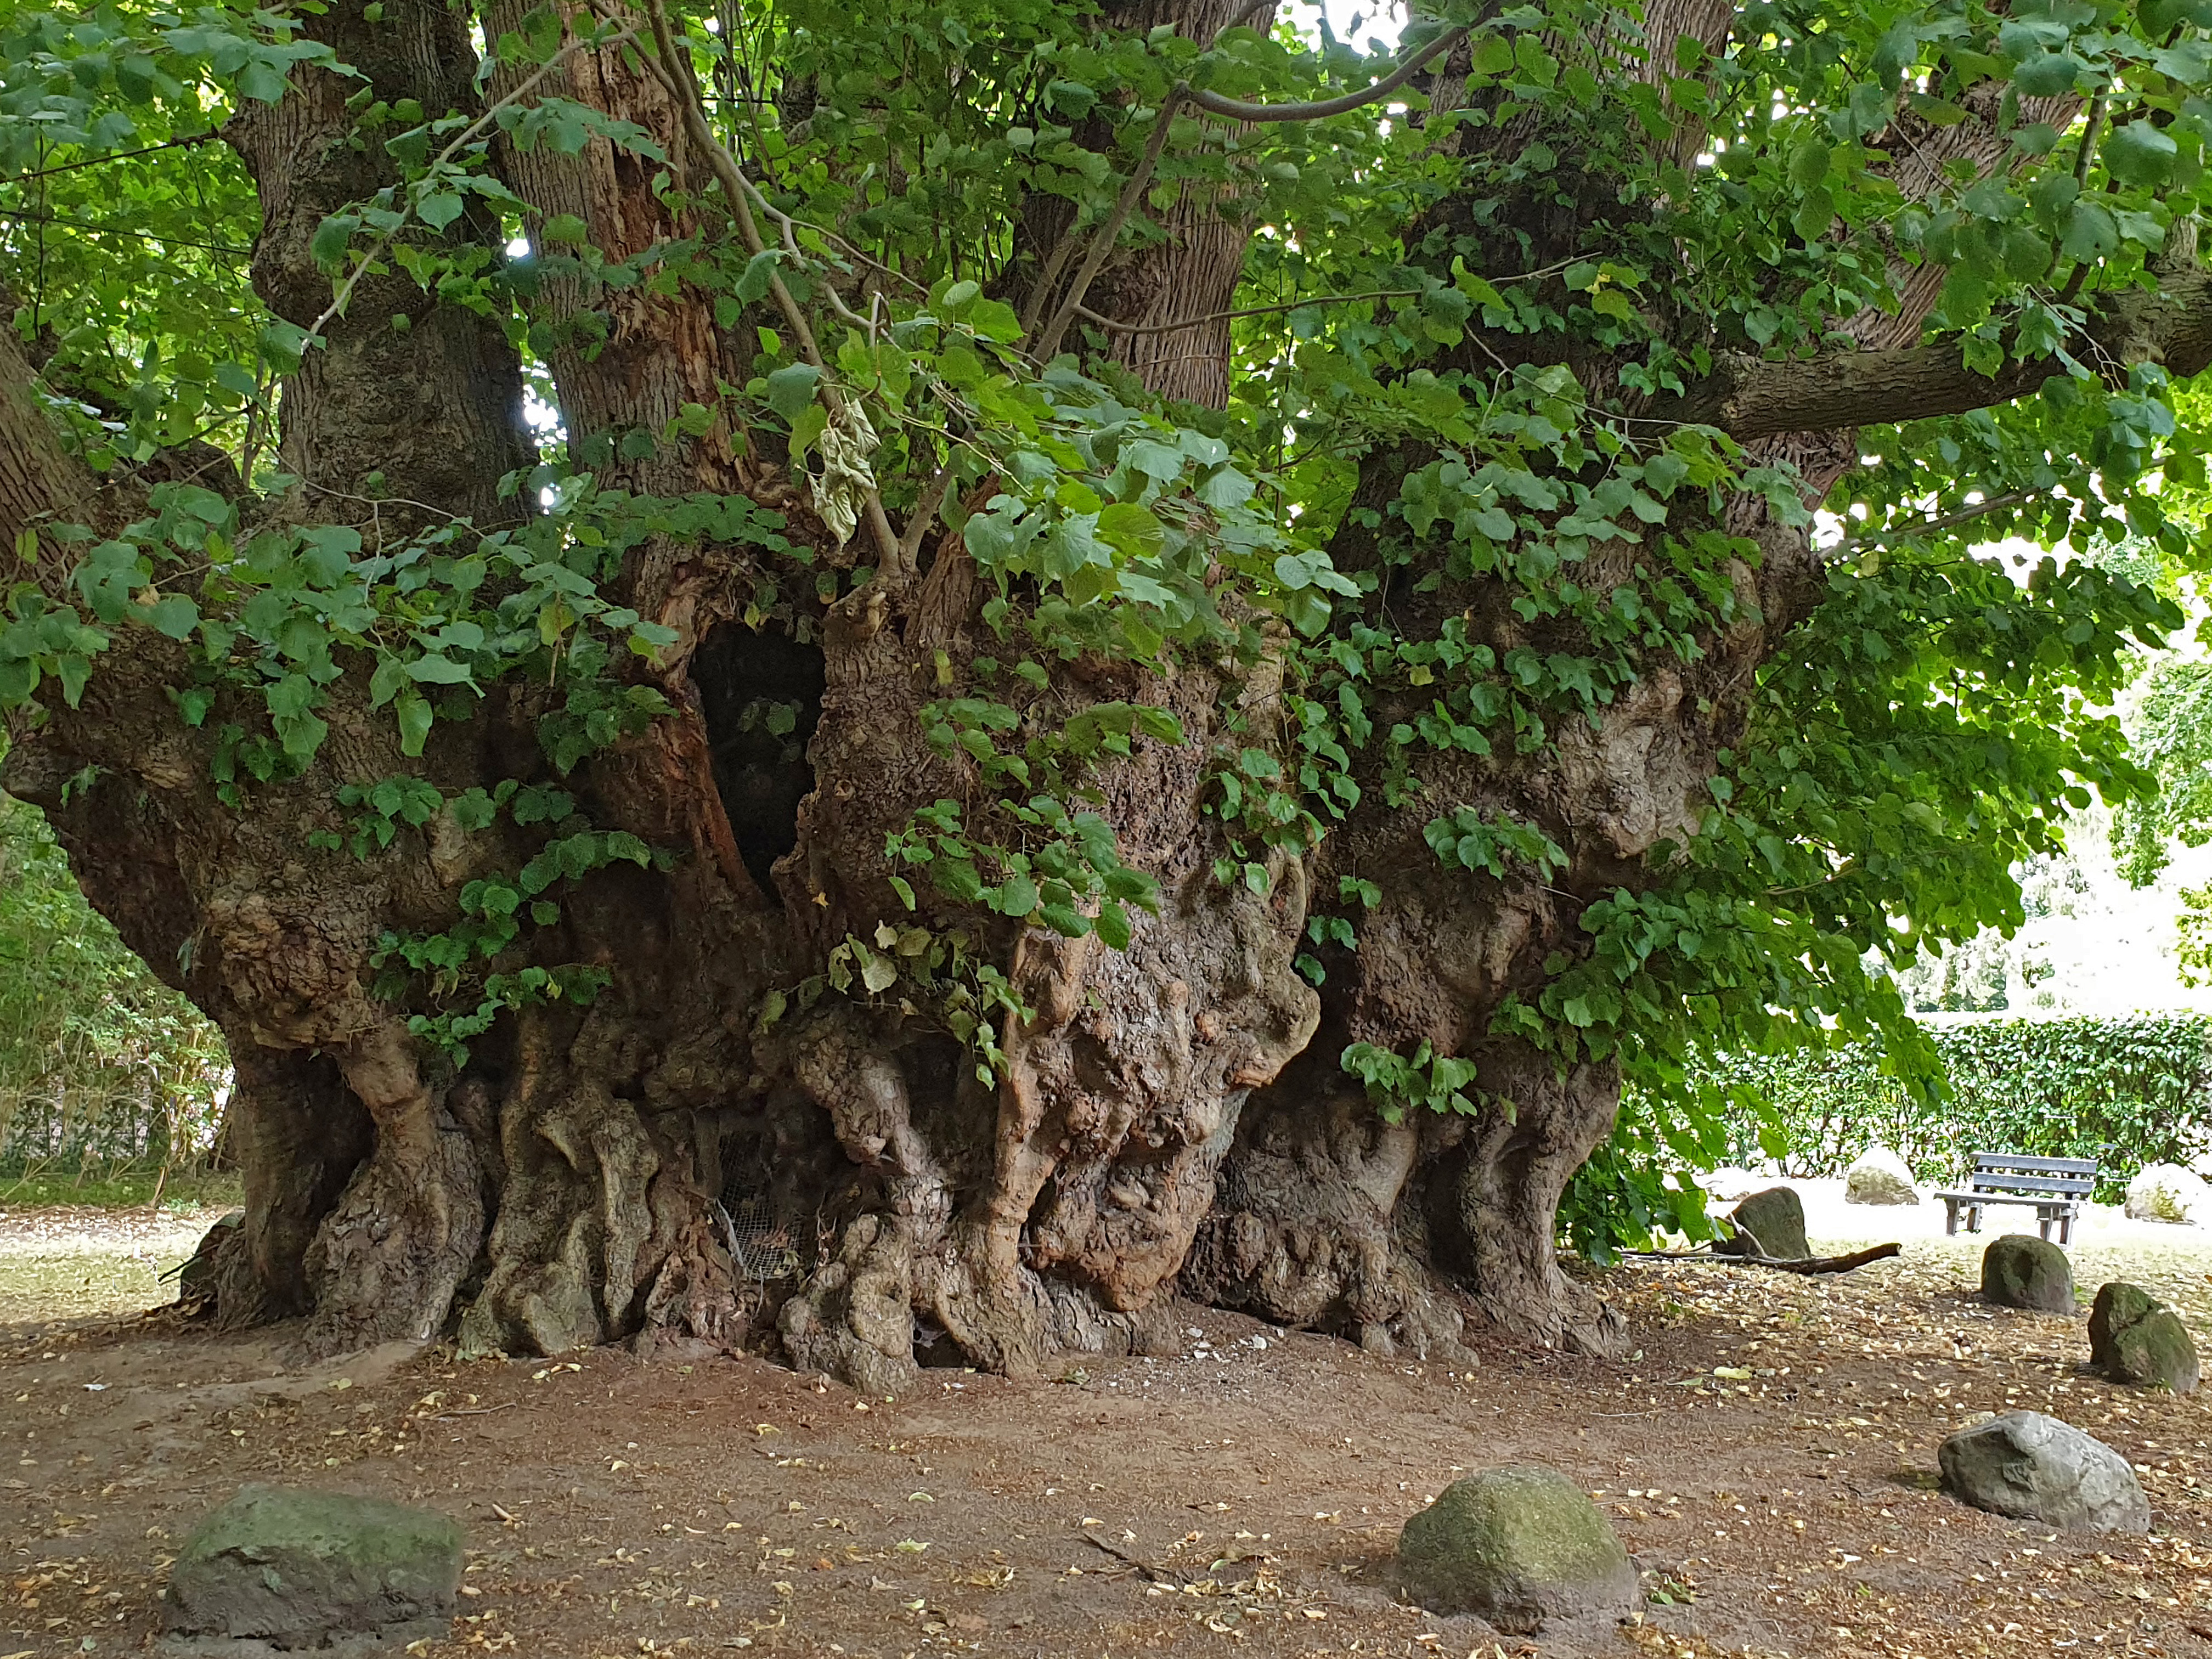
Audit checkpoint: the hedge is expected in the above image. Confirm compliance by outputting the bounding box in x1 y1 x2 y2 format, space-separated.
1690 1013 2212 1200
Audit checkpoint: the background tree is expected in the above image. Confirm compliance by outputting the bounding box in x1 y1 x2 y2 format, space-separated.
0 0 2204 1385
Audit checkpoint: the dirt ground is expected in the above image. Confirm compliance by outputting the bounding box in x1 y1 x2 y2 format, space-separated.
7 1200 2212 1659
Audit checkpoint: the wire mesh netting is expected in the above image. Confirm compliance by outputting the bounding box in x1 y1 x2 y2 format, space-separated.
714 1188 804 1281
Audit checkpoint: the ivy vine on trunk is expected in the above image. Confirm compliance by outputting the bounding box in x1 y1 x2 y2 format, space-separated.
0 0 2203 1382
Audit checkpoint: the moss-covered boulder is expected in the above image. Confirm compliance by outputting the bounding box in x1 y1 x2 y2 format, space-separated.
1717 1186 1809 1260
1396 1465 1637 1633
2089 1281 2160 1348
2090 1281 2200 1394
166 1485 464 1646
1981 1233 2075 1313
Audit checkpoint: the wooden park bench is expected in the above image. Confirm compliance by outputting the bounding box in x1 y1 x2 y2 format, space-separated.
1936 1153 2097 1245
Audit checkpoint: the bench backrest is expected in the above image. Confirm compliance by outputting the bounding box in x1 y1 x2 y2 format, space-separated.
1967 1152 2097 1199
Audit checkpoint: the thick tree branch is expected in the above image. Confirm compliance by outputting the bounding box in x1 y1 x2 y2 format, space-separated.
1183 25 1468 122
1656 264 2212 440
0 313 106 596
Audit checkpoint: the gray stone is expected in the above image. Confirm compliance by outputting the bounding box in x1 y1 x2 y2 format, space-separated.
2125 1163 2210 1224
1980 1233 2075 1313
1717 1186 1808 1260
1844 1146 1920 1206
1396 1465 1638 1633
166 1486 463 1647
2089 1282 2200 1394
1937 1412 2149 1532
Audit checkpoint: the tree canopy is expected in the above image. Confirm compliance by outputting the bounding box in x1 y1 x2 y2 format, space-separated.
1 0 2208 1372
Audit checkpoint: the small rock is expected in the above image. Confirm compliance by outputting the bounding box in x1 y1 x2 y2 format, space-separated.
1716 1186 1808 1260
2089 1282 2200 1394
1937 1412 2149 1532
1844 1146 1919 1206
166 1486 464 1646
1980 1233 2074 1313
2125 1163 2209 1224
1395 1465 1637 1633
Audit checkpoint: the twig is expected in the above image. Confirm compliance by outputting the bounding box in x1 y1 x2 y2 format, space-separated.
1835 489 2034 555
898 463 959 565
2052 98 2106 312
6 133 218 182
0 208 251 258
1084 1533 1178 1582
1015 229 1082 341
2074 93 2109 188
1032 88 1189 363
1074 288 1421 337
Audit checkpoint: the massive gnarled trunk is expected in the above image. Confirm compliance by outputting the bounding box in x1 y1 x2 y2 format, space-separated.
3 0 2200 1383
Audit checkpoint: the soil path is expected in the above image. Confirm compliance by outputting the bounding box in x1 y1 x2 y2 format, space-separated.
4 1204 2212 1657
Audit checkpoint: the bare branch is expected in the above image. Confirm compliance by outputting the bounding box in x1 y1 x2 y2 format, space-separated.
1031 88 1188 364
0 207 251 258
1183 25 1468 122
1076 287 1421 336
6 133 218 182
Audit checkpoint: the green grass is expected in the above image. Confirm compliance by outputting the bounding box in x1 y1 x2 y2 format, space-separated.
0 1167 241 1210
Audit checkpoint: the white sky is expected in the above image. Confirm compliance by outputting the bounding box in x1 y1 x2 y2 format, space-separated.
1282 1 1405 52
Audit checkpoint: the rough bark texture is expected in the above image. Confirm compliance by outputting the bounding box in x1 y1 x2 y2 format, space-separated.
1008 0 1278 410
3 0 2188 1383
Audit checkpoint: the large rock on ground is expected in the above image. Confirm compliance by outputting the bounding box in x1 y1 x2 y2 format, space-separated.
2125 1163 2210 1224
1981 1233 2075 1313
2089 1281 2201 1394
1717 1186 1809 1260
1937 1412 2149 1532
1844 1146 1920 1206
1396 1465 1637 1633
166 1486 464 1646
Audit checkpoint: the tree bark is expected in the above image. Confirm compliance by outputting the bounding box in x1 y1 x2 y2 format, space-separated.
1 0 2181 1384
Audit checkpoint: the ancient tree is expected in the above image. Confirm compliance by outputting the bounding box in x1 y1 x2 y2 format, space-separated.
0 0 2199 1384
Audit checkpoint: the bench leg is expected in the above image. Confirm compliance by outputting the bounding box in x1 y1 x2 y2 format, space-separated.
1945 1199 1959 1237
2061 1211 2074 1246
2040 1212 2054 1242
1968 1204 1983 1234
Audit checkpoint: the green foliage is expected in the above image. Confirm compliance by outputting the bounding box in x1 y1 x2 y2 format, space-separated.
1674 1015 2212 1201
0 785 227 1174
1424 808 1567 882
1559 1079 1729 1264
2112 658 2212 888
1341 1039 1480 1124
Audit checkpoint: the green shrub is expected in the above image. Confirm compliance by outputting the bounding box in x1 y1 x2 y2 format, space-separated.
1675 1014 2212 1203
0 788 230 1178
